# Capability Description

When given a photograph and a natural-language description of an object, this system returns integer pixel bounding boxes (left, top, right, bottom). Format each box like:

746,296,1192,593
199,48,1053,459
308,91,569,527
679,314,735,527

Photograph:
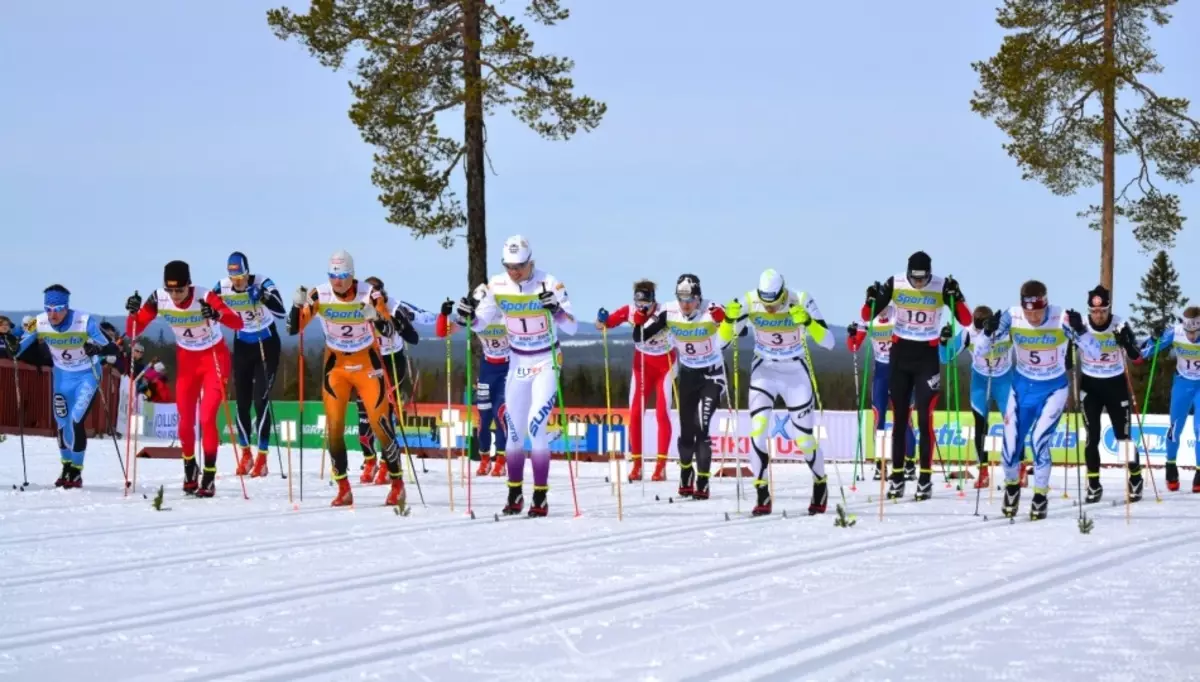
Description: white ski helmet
757,269,786,304
501,235,532,265
328,249,355,279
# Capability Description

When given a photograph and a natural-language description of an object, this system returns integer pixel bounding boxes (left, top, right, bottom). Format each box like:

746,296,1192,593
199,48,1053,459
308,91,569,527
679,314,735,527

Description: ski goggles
163,285,188,295
43,304,67,313
1021,295,1047,311
907,269,931,286
328,271,353,280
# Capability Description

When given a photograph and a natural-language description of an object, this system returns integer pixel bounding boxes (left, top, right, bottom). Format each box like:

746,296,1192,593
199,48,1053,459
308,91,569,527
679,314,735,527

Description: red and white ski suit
602,305,676,459
126,287,242,460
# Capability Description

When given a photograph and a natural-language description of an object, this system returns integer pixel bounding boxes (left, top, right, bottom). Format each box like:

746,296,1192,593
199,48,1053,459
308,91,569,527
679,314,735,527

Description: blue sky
2,1,1198,323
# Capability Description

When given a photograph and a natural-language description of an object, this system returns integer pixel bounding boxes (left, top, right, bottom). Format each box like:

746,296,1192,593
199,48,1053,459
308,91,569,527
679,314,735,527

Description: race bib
754,328,800,348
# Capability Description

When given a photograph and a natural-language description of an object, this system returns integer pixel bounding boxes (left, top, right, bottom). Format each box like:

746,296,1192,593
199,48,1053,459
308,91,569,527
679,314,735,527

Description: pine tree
1130,250,1188,336
971,0,1200,294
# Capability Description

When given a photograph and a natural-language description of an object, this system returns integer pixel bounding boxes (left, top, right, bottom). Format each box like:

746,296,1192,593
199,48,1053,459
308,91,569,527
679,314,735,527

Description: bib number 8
683,338,713,357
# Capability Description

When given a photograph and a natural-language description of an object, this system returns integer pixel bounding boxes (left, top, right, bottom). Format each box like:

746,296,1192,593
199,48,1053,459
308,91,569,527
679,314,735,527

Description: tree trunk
1099,0,1116,293
462,0,487,296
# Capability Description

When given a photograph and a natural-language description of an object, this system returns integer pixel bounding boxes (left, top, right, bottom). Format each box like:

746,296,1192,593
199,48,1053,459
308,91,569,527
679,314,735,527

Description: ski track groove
159,516,990,681
697,524,1200,681
0,507,768,650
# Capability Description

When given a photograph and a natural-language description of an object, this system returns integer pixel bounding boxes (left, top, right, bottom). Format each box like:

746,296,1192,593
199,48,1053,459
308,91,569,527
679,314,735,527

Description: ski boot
528,485,548,517
627,456,643,482
1030,490,1048,520
194,468,216,498
692,472,710,500
752,481,772,516
886,471,906,500
385,477,407,507
808,476,828,515
251,451,269,478
359,457,378,484
973,465,990,489
1019,461,1029,488
1192,470,1200,494
331,478,354,507
904,458,917,481
374,458,390,485
873,459,883,481
677,464,696,498
502,482,524,515
54,461,73,487
475,454,490,476
1166,461,1179,491
651,456,668,482
182,457,200,495
1127,463,1144,503
1085,475,1103,504
235,446,253,476
1001,481,1021,518
489,454,506,477
914,469,933,501
61,465,83,489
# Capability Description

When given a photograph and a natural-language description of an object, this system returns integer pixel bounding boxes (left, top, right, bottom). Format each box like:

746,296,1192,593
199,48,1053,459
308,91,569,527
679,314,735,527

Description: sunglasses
164,286,188,295
44,304,67,313
503,263,527,272
328,271,352,280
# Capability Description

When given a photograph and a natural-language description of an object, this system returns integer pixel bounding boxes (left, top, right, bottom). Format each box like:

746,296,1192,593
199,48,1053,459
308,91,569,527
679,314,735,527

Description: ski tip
724,512,730,521
469,510,477,519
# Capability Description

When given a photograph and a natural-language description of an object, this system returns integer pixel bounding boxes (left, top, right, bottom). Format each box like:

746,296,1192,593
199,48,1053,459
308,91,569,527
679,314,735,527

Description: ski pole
542,283,581,516
444,334,455,513
10,356,28,488
298,327,305,502
798,294,843,510
733,317,746,508
464,325,474,517
602,324,622,519
1072,348,1085,522
122,314,138,496
1122,357,1161,502
256,338,288,481
974,365,992,516
90,360,129,483
211,346,249,499
850,339,862,488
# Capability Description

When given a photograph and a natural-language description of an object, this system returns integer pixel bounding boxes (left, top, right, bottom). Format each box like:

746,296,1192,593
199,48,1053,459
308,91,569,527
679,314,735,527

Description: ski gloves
538,289,560,315
125,292,142,315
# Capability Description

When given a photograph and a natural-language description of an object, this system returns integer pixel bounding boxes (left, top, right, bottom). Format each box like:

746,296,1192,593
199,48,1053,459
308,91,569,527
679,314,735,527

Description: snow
2,436,1199,681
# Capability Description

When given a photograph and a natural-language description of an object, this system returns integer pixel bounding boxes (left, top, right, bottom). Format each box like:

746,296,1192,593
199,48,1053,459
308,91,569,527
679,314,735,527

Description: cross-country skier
634,274,729,500
125,261,245,497
937,305,1014,491
353,276,424,485
847,307,916,480
1139,305,1200,492
213,251,286,478
719,269,833,515
862,251,970,500
976,280,1099,519
596,279,676,482
286,250,409,507
437,284,510,477
453,235,576,517
10,285,119,487
1075,285,1143,502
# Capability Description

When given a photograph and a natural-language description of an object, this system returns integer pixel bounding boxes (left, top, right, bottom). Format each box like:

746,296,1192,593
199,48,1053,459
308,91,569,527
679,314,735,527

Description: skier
1076,285,1143,502
862,251,970,500
596,279,676,482
353,276,425,485
437,284,510,477
718,269,833,515
846,306,916,480
633,274,728,500
213,251,286,478
286,250,410,507
125,261,245,497
453,235,576,517
1139,305,1200,492
11,285,119,487
976,280,1099,519
937,305,1014,490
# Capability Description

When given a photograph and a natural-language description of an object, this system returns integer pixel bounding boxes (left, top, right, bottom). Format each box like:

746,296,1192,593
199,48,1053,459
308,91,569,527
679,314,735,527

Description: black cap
1088,285,1111,308
907,251,932,277
164,260,191,287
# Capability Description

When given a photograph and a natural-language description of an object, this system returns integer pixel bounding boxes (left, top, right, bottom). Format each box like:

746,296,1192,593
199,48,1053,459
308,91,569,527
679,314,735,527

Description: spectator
137,361,174,403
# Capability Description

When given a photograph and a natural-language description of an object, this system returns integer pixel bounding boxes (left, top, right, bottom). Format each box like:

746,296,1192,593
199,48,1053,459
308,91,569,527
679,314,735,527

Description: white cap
501,235,532,265
329,249,355,278
757,269,785,303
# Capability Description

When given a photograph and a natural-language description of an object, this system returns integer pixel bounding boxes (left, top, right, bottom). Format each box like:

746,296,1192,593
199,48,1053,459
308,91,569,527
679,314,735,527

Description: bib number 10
903,310,930,325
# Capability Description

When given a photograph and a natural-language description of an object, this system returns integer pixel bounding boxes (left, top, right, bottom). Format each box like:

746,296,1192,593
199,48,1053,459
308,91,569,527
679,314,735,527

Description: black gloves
125,292,142,314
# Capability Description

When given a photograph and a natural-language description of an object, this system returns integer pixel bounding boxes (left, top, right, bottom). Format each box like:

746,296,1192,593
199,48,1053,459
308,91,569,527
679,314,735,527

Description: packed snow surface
1,436,1199,681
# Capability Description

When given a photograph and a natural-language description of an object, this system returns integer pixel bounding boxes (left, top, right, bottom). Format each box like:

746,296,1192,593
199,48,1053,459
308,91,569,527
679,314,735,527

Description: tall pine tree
1130,250,1188,336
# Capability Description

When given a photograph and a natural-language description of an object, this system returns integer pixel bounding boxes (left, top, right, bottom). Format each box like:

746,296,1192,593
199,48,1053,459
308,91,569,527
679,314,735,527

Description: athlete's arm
862,277,894,321
800,294,833,349
204,290,245,330
286,287,319,336
633,310,668,342
1140,326,1174,360
257,277,287,318
126,293,159,338
605,305,630,329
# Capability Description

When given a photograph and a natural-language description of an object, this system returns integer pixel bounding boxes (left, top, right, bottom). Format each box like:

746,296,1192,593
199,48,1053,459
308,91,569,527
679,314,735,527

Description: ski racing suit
438,288,510,477
467,269,576,509
1140,322,1200,491
1078,314,1141,499
18,309,117,486
977,305,1098,513
127,287,244,491
720,289,833,512
939,324,1013,478
864,274,971,497
636,300,728,498
356,298,426,484
848,306,916,475
214,274,286,477
288,281,409,506
600,304,675,480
